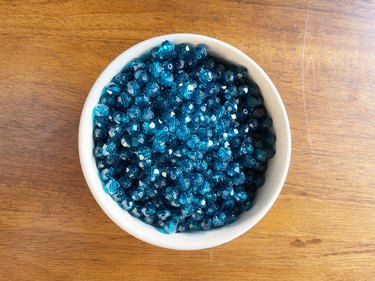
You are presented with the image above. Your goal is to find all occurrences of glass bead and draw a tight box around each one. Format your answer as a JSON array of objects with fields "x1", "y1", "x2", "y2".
[
  {"x1": 217, "y1": 147, "x2": 232, "y2": 161},
  {"x1": 144, "y1": 81, "x2": 161, "y2": 97},
  {"x1": 194, "y1": 44, "x2": 208, "y2": 60},
  {"x1": 118, "y1": 175, "x2": 132, "y2": 189},
  {"x1": 157, "y1": 208, "x2": 171, "y2": 221},
  {"x1": 222, "y1": 71, "x2": 235, "y2": 84},
  {"x1": 114, "y1": 72, "x2": 129, "y2": 86},
  {"x1": 102, "y1": 142, "x2": 117, "y2": 156},
  {"x1": 128, "y1": 58, "x2": 145, "y2": 71},
  {"x1": 199, "y1": 68, "x2": 213, "y2": 84},
  {"x1": 160, "y1": 71, "x2": 174, "y2": 86},
  {"x1": 158, "y1": 40, "x2": 175, "y2": 59},
  {"x1": 163, "y1": 220, "x2": 177, "y2": 234},
  {"x1": 235, "y1": 191, "x2": 248, "y2": 202},
  {"x1": 104, "y1": 82, "x2": 121, "y2": 95},
  {"x1": 212, "y1": 211, "x2": 227, "y2": 227},
  {"x1": 105, "y1": 179, "x2": 120, "y2": 196},
  {"x1": 221, "y1": 186, "x2": 235, "y2": 200},
  {"x1": 131, "y1": 188, "x2": 145, "y2": 201},
  {"x1": 254, "y1": 149, "x2": 267, "y2": 162},
  {"x1": 141, "y1": 202, "x2": 157, "y2": 217},
  {"x1": 177, "y1": 176, "x2": 191, "y2": 191},
  {"x1": 126, "y1": 165, "x2": 140, "y2": 179},
  {"x1": 126, "y1": 81, "x2": 140, "y2": 96},
  {"x1": 121, "y1": 197, "x2": 135, "y2": 211},
  {"x1": 94, "y1": 104, "x2": 109, "y2": 118}
]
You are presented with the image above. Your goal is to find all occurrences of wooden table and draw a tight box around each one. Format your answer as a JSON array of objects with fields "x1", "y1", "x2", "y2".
[{"x1": 1, "y1": 1, "x2": 374, "y2": 280}]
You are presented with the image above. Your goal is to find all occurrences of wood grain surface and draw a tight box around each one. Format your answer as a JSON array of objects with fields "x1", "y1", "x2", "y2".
[{"x1": 1, "y1": 1, "x2": 375, "y2": 280}]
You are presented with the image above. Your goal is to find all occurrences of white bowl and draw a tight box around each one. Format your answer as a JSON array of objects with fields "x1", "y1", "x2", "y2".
[{"x1": 79, "y1": 34, "x2": 291, "y2": 250}]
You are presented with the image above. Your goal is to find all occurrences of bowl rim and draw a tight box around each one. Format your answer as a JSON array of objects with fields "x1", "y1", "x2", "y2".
[{"x1": 79, "y1": 33, "x2": 291, "y2": 250}]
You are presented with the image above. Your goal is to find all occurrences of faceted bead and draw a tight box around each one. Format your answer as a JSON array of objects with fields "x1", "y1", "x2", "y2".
[
  {"x1": 163, "y1": 220, "x2": 177, "y2": 234},
  {"x1": 121, "y1": 197, "x2": 135, "y2": 211},
  {"x1": 164, "y1": 186, "x2": 179, "y2": 201},
  {"x1": 194, "y1": 44, "x2": 208, "y2": 60},
  {"x1": 144, "y1": 82, "x2": 161, "y2": 97},
  {"x1": 134, "y1": 70, "x2": 149, "y2": 86},
  {"x1": 225, "y1": 211, "x2": 237, "y2": 223},
  {"x1": 114, "y1": 72, "x2": 129, "y2": 86},
  {"x1": 227, "y1": 163, "x2": 241, "y2": 177},
  {"x1": 179, "y1": 192, "x2": 193, "y2": 204},
  {"x1": 235, "y1": 66, "x2": 248, "y2": 82},
  {"x1": 104, "y1": 82, "x2": 121, "y2": 95},
  {"x1": 222, "y1": 71, "x2": 235, "y2": 84},
  {"x1": 149, "y1": 61, "x2": 164, "y2": 78},
  {"x1": 152, "y1": 137, "x2": 166, "y2": 153},
  {"x1": 126, "y1": 165, "x2": 140, "y2": 179},
  {"x1": 94, "y1": 104, "x2": 109, "y2": 118},
  {"x1": 158, "y1": 40, "x2": 175, "y2": 59},
  {"x1": 102, "y1": 142, "x2": 117, "y2": 156},
  {"x1": 157, "y1": 208, "x2": 171, "y2": 221},
  {"x1": 221, "y1": 186, "x2": 235, "y2": 200},
  {"x1": 217, "y1": 147, "x2": 232, "y2": 161},
  {"x1": 178, "y1": 81, "x2": 197, "y2": 99},
  {"x1": 105, "y1": 179, "x2": 120, "y2": 196},
  {"x1": 177, "y1": 43, "x2": 192, "y2": 58},
  {"x1": 106, "y1": 154, "x2": 120, "y2": 166},
  {"x1": 254, "y1": 149, "x2": 267, "y2": 162},
  {"x1": 179, "y1": 159, "x2": 194, "y2": 173},
  {"x1": 176, "y1": 125, "x2": 190, "y2": 140},
  {"x1": 126, "y1": 81, "x2": 140, "y2": 96},
  {"x1": 198, "y1": 181, "x2": 211, "y2": 195},
  {"x1": 117, "y1": 92, "x2": 132, "y2": 109},
  {"x1": 201, "y1": 218, "x2": 213, "y2": 230},
  {"x1": 235, "y1": 191, "x2": 248, "y2": 202},
  {"x1": 141, "y1": 202, "x2": 157, "y2": 217},
  {"x1": 240, "y1": 142, "x2": 254, "y2": 155},
  {"x1": 128, "y1": 58, "x2": 145, "y2": 71},
  {"x1": 131, "y1": 188, "x2": 145, "y2": 201},
  {"x1": 177, "y1": 176, "x2": 191, "y2": 191},
  {"x1": 241, "y1": 200, "x2": 254, "y2": 211},
  {"x1": 93, "y1": 128, "x2": 107, "y2": 141},
  {"x1": 222, "y1": 199, "x2": 235, "y2": 210},
  {"x1": 205, "y1": 83, "x2": 220, "y2": 95},
  {"x1": 141, "y1": 107, "x2": 154, "y2": 121},
  {"x1": 111, "y1": 188, "x2": 126, "y2": 202},
  {"x1": 203, "y1": 58, "x2": 215, "y2": 70},
  {"x1": 100, "y1": 167, "x2": 114, "y2": 182},
  {"x1": 118, "y1": 175, "x2": 132, "y2": 189},
  {"x1": 191, "y1": 209, "x2": 204, "y2": 221},
  {"x1": 160, "y1": 71, "x2": 174, "y2": 86},
  {"x1": 186, "y1": 134, "x2": 200, "y2": 149},
  {"x1": 181, "y1": 203, "x2": 194, "y2": 217},
  {"x1": 199, "y1": 68, "x2": 213, "y2": 84},
  {"x1": 212, "y1": 211, "x2": 227, "y2": 227},
  {"x1": 224, "y1": 86, "x2": 238, "y2": 100},
  {"x1": 127, "y1": 106, "x2": 141, "y2": 120}
]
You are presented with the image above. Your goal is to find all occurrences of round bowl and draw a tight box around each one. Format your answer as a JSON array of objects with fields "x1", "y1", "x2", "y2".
[{"x1": 79, "y1": 33, "x2": 291, "y2": 250}]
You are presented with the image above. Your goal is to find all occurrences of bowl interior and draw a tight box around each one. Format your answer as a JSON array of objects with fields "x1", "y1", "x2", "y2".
[{"x1": 79, "y1": 34, "x2": 291, "y2": 250}]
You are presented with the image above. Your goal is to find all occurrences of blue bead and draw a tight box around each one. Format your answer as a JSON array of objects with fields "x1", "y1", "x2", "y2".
[
  {"x1": 240, "y1": 142, "x2": 254, "y2": 155},
  {"x1": 191, "y1": 209, "x2": 204, "y2": 221},
  {"x1": 179, "y1": 159, "x2": 194, "y2": 173},
  {"x1": 128, "y1": 58, "x2": 145, "y2": 71},
  {"x1": 131, "y1": 188, "x2": 145, "y2": 201},
  {"x1": 114, "y1": 72, "x2": 129, "y2": 86},
  {"x1": 105, "y1": 179, "x2": 120, "y2": 195},
  {"x1": 163, "y1": 220, "x2": 177, "y2": 234},
  {"x1": 121, "y1": 197, "x2": 135, "y2": 211},
  {"x1": 117, "y1": 92, "x2": 132, "y2": 108},
  {"x1": 126, "y1": 81, "x2": 140, "y2": 96},
  {"x1": 179, "y1": 192, "x2": 193, "y2": 204},
  {"x1": 94, "y1": 104, "x2": 109, "y2": 117},
  {"x1": 222, "y1": 199, "x2": 235, "y2": 210},
  {"x1": 241, "y1": 200, "x2": 254, "y2": 211},
  {"x1": 160, "y1": 71, "x2": 174, "y2": 86},
  {"x1": 199, "y1": 68, "x2": 214, "y2": 84},
  {"x1": 226, "y1": 163, "x2": 241, "y2": 177},
  {"x1": 201, "y1": 218, "x2": 213, "y2": 230},
  {"x1": 176, "y1": 125, "x2": 190, "y2": 140},
  {"x1": 221, "y1": 186, "x2": 234, "y2": 200},
  {"x1": 144, "y1": 81, "x2": 161, "y2": 97},
  {"x1": 186, "y1": 134, "x2": 200, "y2": 149},
  {"x1": 158, "y1": 40, "x2": 175, "y2": 59},
  {"x1": 212, "y1": 211, "x2": 226, "y2": 227},
  {"x1": 102, "y1": 142, "x2": 117, "y2": 156},
  {"x1": 235, "y1": 191, "x2": 248, "y2": 202},
  {"x1": 111, "y1": 188, "x2": 126, "y2": 202},
  {"x1": 178, "y1": 82, "x2": 197, "y2": 99},
  {"x1": 141, "y1": 202, "x2": 157, "y2": 217},
  {"x1": 164, "y1": 186, "x2": 179, "y2": 201},
  {"x1": 217, "y1": 147, "x2": 232, "y2": 161},
  {"x1": 168, "y1": 167, "x2": 182, "y2": 180},
  {"x1": 194, "y1": 44, "x2": 208, "y2": 60},
  {"x1": 141, "y1": 107, "x2": 154, "y2": 121},
  {"x1": 177, "y1": 176, "x2": 191, "y2": 191},
  {"x1": 181, "y1": 203, "x2": 194, "y2": 216},
  {"x1": 235, "y1": 66, "x2": 248, "y2": 82},
  {"x1": 152, "y1": 137, "x2": 166, "y2": 153},
  {"x1": 118, "y1": 175, "x2": 132, "y2": 189},
  {"x1": 222, "y1": 71, "x2": 235, "y2": 84},
  {"x1": 157, "y1": 208, "x2": 171, "y2": 220},
  {"x1": 127, "y1": 106, "x2": 141, "y2": 119},
  {"x1": 134, "y1": 69, "x2": 149, "y2": 85},
  {"x1": 93, "y1": 128, "x2": 107, "y2": 141},
  {"x1": 104, "y1": 82, "x2": 121, "y2": 95},
  {"x1": 224, "y1": 86, "x2": 238, "y2": 100},
  {"x1": 126, "y1": 165, "x2": 139, "y2": 179},
  {"x1": 198, "y1": 181, "x2": 212, "y2": 195},
  {"x1": 254, "y1": 149, "x2": 267, "y2": 162},
  {"x1": 177, "y1": 43, "x2": 192, "y2": 58},
  {"x1": 149, "y1": 61, "x2": 164, "y2": 78}
]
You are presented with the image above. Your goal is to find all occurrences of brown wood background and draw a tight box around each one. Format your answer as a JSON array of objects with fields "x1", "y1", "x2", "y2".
[{"x1": 1, "y1": 1, "x2": 375, "y2": 280}]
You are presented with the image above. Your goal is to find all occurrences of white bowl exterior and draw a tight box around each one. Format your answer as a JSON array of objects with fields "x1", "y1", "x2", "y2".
[{"x1": 79, "y1": 34, "x2": 291, "y2": 250}]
